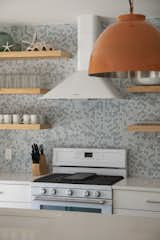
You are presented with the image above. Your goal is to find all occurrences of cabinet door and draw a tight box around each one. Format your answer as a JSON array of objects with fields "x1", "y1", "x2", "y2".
[
  {"x1": 113, "y1": 190, "x2": 160, "y2": 212},
  {"x1": 0, "y1": 183, "x2": 31, "y2": 203},
  {"x1": 114, "y1": 209, "x2": 160, "y2": 218},
  {"x1": 0, "y1": 202, "x2": 32, "y2": 209}
]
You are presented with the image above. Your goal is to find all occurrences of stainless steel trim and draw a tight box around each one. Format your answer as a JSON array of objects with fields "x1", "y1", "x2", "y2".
[
  {"x1": 146, "y1": 200, "x2": 160, "y2": 204},
  {"x1": 33, "y1": 196, "x2": 111, "y2": 205}
]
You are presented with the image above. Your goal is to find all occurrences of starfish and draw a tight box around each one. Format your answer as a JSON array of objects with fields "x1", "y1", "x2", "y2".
[
  {"x1": 22, "y1": 32, "x2": 38, "y2": 47},
  {"x1": 2, "y1": 41, "x2": 14, "y2": 51},
  {"x1": 22, "y1": 32, "x2": 49, "y2": 51}
]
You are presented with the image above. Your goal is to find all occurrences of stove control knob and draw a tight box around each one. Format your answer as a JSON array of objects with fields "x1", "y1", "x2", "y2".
[
  {"x1": 83, "y1": 190, "x2": 90, "y2": 197},
  {"x1": 41, "y1": 188, "x2": 47, "y2": 195},
  {"x1": 93, "y1": 191, "x2": 101, "y2": 198},
  {"x1": 51, "y1": 189, "x2": 56, "y2": 195},
  {"x1": 66, "y1": 189, "x2": 73, "y2": 196}
]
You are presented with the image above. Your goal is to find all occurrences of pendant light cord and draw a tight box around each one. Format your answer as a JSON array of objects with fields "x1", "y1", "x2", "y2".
[{"x1": 129, "y1": 0, "x2": 134, "y2": 13}]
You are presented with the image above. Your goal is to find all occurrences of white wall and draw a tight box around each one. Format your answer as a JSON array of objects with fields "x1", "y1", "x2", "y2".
[{"x1": 0, "y1": 0, "x2": 159, "y2": 24}]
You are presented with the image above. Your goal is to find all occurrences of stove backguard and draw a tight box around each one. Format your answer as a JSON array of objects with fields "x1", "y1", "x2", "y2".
[{"x1": 52, "y1": 148, "x2": 127, "y2": 178}]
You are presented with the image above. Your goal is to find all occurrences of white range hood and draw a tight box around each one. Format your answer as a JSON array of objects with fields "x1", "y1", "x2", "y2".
[{"x1": 43, "y1": 15, "x2": 120, "y2": 99}]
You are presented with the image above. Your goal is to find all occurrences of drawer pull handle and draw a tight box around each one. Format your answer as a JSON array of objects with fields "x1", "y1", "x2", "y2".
[
  {"x1": 0, "y1": 192, "x2": 4, "y2": 194},
  {"x1": 146, "y1": 200, "x2": 160, "y2": 204}
]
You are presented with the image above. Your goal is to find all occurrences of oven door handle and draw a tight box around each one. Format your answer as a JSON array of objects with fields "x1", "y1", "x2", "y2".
[{"x1": 33, "y1": 196, "x2": 111, "y2": 205}]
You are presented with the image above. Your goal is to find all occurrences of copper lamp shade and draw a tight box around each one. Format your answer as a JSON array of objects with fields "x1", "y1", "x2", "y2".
[{"x1": 88, "y1": 13, "x2": 160, "y2": 76}]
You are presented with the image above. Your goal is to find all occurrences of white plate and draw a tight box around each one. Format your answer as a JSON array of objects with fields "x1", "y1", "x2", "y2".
[{"x1": 135, "y1": 78, "x2": 160, "y2": 85}]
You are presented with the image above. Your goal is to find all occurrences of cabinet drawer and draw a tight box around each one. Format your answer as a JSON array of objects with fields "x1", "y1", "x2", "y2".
[
  {"x1": 114, "y1": 190, "x2": 160, "y2": 212},
  {"x1": 114, "y1": 209, "x2": 160, "y2": 218},
  {"x1": 0, "y1": 202, "x2": 32, "y2": 209},
  {"x1": 0, "y1": 184, "x2": 31, "y2": 203}
]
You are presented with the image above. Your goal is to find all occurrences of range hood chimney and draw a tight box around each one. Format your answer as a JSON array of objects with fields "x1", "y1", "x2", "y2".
[{"x1": 42, "y1": 15, "x2": 121, "y2": 99}]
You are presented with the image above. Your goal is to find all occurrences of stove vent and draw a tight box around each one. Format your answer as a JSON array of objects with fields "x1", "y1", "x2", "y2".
[{"x1": 42, "y1": 15, "x2": 121, "y2": 99}]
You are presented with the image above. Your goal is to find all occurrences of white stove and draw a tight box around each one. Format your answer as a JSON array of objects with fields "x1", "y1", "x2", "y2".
[{"x1": 32, "y1": 148, "x2": 127, "y2": 214}]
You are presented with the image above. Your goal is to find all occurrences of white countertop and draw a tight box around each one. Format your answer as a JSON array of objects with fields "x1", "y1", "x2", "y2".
[
  {"x1": 0, "y1": 172, "x2": 35, "y2": 184},
  {"x1": 0, "y1": 173, "x2": 160, "y2": 194},
  {"x1": 0, "y1": 173, "x2": 160, "y2": 191},
  {"x1": 0, "y1": 208, "x2": 159, "y2": 240},
  {"x1": 113, "y1": 177, "x2": 160, "y2": 192}
]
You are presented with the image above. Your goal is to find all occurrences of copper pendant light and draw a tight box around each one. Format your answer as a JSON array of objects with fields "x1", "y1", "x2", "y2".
[{"x1": 88, "y1": 0, "x2": 160, "y2": 77}]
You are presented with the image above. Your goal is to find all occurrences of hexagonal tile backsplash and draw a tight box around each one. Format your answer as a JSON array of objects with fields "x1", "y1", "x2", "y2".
[{"x1": 0, "y1": 19, "x2": 160, "y2": 178}]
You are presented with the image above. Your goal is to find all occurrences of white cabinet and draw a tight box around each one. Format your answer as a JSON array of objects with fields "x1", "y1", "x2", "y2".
[
  {"x1": 0, "y1": 182, "x2": 31, "y2": 209},
  {"x1": 113, "y1": 189, "x2": 160, "y2": 217}
]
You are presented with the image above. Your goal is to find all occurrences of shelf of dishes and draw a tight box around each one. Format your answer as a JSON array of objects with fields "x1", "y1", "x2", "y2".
[
  {"x1": 127, "y1": 71, "x2": 160, "y2": 93},
  {"x1": 0, "y1": 114, "x2": 50, "y2": 130},
  {"x1": 128, "y1": 71, "x2": 160, "y2": 85},
  {"x1": 0, "y1": 114, "x2": 45, "y2": 124},
  {"x1": 0, "y1": 73, "x2": 49, "y2": 89}
]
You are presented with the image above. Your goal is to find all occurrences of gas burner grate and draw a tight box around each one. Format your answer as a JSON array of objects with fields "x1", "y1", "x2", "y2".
[{"x1": 34, "y1": 173, "x2": 123, "y2": 185}]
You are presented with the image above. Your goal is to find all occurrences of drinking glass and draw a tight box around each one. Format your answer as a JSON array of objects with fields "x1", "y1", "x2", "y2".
[
  {"x1": 0, "y1": 74, "x2": 5, "y2": 88},
  {"x1": 13, "y1": 74, "x2": 20, "y2": 88},
  {"x1": 3, "y1": 114, "x2": 12, "y2": 124},
  {"x1": 5, "y1": 74, "x2": 12, "y2": 88},
  {"x1": 30, "y1": 114, "x2": 38, "y2": 124}
]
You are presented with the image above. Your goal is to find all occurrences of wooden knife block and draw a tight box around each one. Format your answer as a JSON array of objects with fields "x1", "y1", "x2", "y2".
[
  {"x1": 32, "y1": 163, "x2": 40, "y2": 176},
  {"x1": 32, "y1": 154, "x2": 48, "y2": 176},
  {"x1": 39, "y1": 154, "x2": 48, "y2": 175}
]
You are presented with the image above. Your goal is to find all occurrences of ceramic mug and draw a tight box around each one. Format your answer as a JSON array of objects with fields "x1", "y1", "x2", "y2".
[
  {"x1": 0, "y1": 114, "x2": 3, "y2": 123},
  {"x1": 22, "y1": 114, "x2": 30, "y2": 124},
  {"x1": 3, "y1": 114, "x2": 12, "y2": 124},
  {"x1": 12, "y1": 114, "x2": 20, "y2": 124},
  {"x1": 30, "y1": 114, "x2": 38, "y2": 124}
]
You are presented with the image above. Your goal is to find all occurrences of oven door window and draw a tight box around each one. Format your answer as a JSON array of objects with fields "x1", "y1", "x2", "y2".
[{"x1": 40, "y1": 205, "x2": 101, "y2": 213}]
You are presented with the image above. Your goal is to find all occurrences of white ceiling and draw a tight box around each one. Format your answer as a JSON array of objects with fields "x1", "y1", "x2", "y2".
[{"x1": 0, "y1": 0, "x2": 159, "y2": 24}]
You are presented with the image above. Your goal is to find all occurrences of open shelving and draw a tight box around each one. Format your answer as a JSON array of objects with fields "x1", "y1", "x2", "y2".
[
  {"x1": 0, "y1": 50, "x2": 71, "y2": 60},
  {"x1": 127, "y1": 85, "x2": 160, "y2": 93},
  {"x1": 0, "y1": 88, "x2": 49, "y2": 95},
  {"x1": 0, "y1": 124, "x2": 51, "y2": 130},
  {"x1": 128, "y1": 124, "x2": 160, "y2": 132},
  {"x1": 0, "y1": 50, "x2": 70, "y2": 130}
]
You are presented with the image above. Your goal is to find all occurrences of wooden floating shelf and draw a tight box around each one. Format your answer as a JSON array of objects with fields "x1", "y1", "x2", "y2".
[
  {"x1": 0, "y1": 124, "x2": 51, "y2": 130},
  {"x1": 0, "y1": 50, "x2": 71, "y2": 60},
  {"x1": 127, "y1": 85, "x2": 160, "y2": 93},
  {"x1": 128, "y1": 124, "x2": 160, "y2": 132},
  {"x1": 0, "y1": 88, "x2": 49, "y2": 95}
]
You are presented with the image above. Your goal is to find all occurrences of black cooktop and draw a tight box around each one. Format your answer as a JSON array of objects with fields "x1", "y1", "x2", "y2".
[{"x1": 34, "y1": 173, "x2": 123, "y2": 185}]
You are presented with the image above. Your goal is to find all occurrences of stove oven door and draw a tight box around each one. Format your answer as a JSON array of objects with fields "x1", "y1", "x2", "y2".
[{"x1": 32, "y1": 197, "x2": 112, "y2": 215}]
